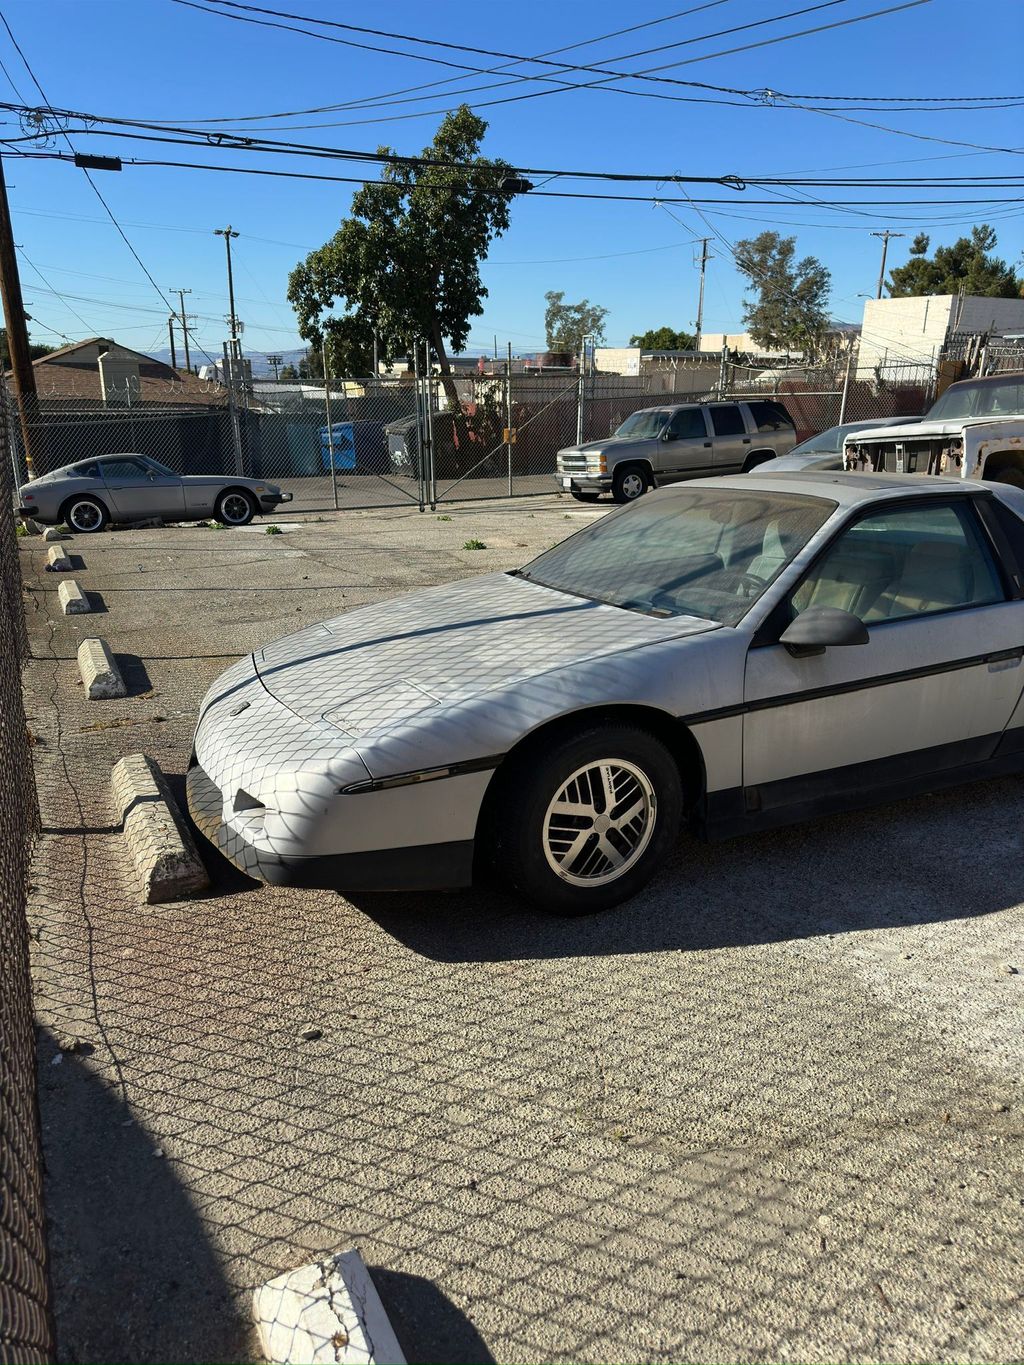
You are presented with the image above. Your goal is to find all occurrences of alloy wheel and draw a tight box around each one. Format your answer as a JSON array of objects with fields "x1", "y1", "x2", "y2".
[
  {"x1": 543, "y1": 759, "x2": 657, "y2": 887},
  {"x1": 220, "y1": 492, "x2": 252, "y2": 525},
  {"x1": 68, "y1": 500, "x2": 102, "y2": 532}
]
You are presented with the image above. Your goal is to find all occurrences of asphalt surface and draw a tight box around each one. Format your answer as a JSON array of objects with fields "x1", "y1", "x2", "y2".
[{"x1": 20, "y1": 493, "x2": 1024, "y2": 1364}]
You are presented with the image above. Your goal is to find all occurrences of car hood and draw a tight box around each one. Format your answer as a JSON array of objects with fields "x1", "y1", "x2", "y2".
[
  {"x1": 559, "y1": 437, "x2": 654, "y2": 458},
  {"x1": 760, "y1": 451, "x2": 842, "y2": 471},
  {"x1": 850, "y1": 416, "x2": 1018, "y2": 441},
  {"x1": 253, "y1": 571, "x2": 718, "y2": 737}
]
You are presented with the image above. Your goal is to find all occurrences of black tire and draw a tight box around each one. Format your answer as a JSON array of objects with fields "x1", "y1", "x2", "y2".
[
  {"x1": 60, "y1": 494, "x2": 108, "y2": 534},
  {"x1": 611, "y1": 464, "x2": 650, "y2": 504},
  {"x1": 215, "y1": 488, "x2": 256, "y2": 526},
  {"x1": 570, "y1": 488, "x2": 601, "y2": 503},
  {"x1": 990, "y1": 467, "x2": 1024, "y2": 490},
  {"x1": 490, "y1": 723, "x2": 684, "y2": 915}
]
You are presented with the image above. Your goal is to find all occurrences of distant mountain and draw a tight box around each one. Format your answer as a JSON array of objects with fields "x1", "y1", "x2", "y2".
[{"x1": 145, "y1": 346, "x2": 308, "y2": 376}]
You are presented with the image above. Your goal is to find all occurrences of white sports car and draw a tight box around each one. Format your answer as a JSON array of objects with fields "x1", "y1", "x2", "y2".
[{"x1": 189, "y1": 473, "x2": 1024, "y2": 914}]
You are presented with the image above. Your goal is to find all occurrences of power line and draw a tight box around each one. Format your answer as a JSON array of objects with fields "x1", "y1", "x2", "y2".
[
  {"x1": 16, "y1": 246, "x2": 96, "y2": 332},
  {"x1": 0, "y1": 8, "x2": 220, "y2": 366}
]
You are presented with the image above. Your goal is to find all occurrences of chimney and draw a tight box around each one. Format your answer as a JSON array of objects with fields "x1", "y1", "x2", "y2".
[{"x1": 98, "y1": 346, "x2": 141, "y2": 406}]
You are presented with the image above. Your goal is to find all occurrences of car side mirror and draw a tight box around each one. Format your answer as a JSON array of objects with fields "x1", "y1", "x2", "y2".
[
  {"x1": 779, "y1": 605, "x2": 869, "y2": 657},
  {"x1": 661, "y1": 430, "x2": 676, "y2": 442}
]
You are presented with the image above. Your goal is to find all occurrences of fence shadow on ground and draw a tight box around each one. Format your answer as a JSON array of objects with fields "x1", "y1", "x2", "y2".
[{"x1": 36, "y1": 1026, "x2": 250, "y2": 1364}]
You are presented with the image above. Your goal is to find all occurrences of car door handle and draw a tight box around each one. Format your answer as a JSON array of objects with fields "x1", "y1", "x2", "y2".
[
  {"x1": 703, "y1": 441, "x2": 712, "y2": 448},
  {"x1": 742, "y1": 437, "x2": 751, "y2": 444}
]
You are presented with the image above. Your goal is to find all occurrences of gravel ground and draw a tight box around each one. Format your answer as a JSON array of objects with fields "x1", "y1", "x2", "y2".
[{"x1": 20, "y1": 494, "x2": 1024, "y2": 1365}]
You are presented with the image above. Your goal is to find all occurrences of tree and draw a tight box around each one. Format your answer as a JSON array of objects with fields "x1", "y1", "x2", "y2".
[
  {"x1": 288, "y1": 105, "x2": 513, "y2": 411},
  {"x1": 278, "y1": 363, "x2": 298, "y2": 380},
  {"x1": 629, "y1": 325, "x2": 695, "y2": 351},
  {"x1": 887, "y1": 224, "x2": 1021, "y2": 299},
  {"x1": 0, "y1": 330, "x2": 54, "y2": 367},
  {"x1": 733, "y1": 231, "x2": 831, "y2": 354},
  {"x1": 544, "y1": 292, "x2": 609, "y2": 350}
]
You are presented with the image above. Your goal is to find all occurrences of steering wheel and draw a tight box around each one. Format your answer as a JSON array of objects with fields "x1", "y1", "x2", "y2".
[{"x1": 722, "y1": 569, "x2": 769, "y2": 599}]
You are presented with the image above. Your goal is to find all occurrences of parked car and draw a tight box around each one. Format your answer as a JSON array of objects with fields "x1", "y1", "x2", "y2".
[
  {"x1": 554, "y1": 399, "x2": 796, "y2": 503},
  {"x1": 759, "y1": 417, "x2": 919, "y2": 473},
  {"x1": 844, "y1": 372, "x2": 1024, "y2": 485},
  {"x1": 17, "y1": 454, "x2": 292, "y2": 531},
  {"x1": 189, "y1": 472, "x2": 1024, "y2": 915}
]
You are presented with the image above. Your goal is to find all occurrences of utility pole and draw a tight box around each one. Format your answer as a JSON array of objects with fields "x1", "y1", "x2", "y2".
[
  {"x1": 266, "y1": 353, "x2": 282, "y2": 381},
  {"x1": 214, "y1": 226, "x2": 240, "y2": 358},
  {"x1": 871, "y1": 230, "x2": 904, "y2": 300},
  {"x1": 167, "y1": 315, "x2": 177, "y2": 370},
  {"x1": 0, "y1": 153, "x2": 40, "y2": 475},
  {"x1": 694, "y1": 238, "x2": 712, "y2": 353},
  {"x1": 170, "y1": 287, "x2": 192, "y2": 371}
]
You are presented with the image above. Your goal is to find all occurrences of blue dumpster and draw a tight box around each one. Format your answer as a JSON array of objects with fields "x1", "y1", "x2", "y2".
[{"x1": 320, "y1": 421, "x2": 356, "y2": 472}]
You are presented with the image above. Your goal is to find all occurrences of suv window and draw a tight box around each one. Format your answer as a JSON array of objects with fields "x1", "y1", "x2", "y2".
[
  {"x1": 710, "y1": 405, "x2": 746, "y2": 437},
  {"x1": 747, "y1": 401, "x2": 794, "y2": 433},
  {"x1": 101, "y1": 459, "x2": 149, "y2": 482},
  {"x1": 667, "y1": 408, "x2": 706, "y2": 439},
  {"x1": 791, "y1": 501, "x2": 1004, "y2": 625}
]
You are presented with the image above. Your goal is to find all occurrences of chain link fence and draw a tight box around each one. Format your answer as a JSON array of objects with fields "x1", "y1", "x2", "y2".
[
  {"x1": 10, "y1": 353, "x2": 940, "y2": 511},
  {"x1": 0, "y1": 379, "x2": 50, "y2": 1364}
]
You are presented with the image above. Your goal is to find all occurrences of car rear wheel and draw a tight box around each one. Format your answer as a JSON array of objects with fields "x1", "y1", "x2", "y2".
[
  {"x1": 492, "y1": 724, "x2": 683, "y2": 915},
  {"x1": 612, "y1": 465, "x2": 650, "y2": 504},
  {"x1": 215, "y1": 489, "x2": 256, "y2": 526},
  {"x1": 60, "y1": 495, "x2": 108, "y2": 534}
]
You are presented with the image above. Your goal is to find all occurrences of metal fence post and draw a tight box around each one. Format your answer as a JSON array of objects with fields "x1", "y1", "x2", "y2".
[
  {"x1": 838, "y1": 341, "x2": 854, "y2": 425},
  {"x1": 506, "y1": 342, "x2": 513, "y2": 497},
  {"x1": 322, "y1": 345, "x2": 339, "y2": 512},
  {"x1": 576, "y1": 336, "x2": 588, "y2": 445},
  {"x1": 413, "y1": 342, "x2": 425, "y2": 512},
  {"x1": 426, "y1": 356, "x2": 437, "y2": 511}
]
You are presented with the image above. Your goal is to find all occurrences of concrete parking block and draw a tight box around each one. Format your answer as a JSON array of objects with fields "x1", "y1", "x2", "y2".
[
  {"x1": 46, "y1": 544, "x2": 72, "y2": 570},
  {"x1": 57, "y1": 580, "x2": 91, "y2": 615},
  {"x1": 42, "y1": 525, "x2": 68, "y2": 541},
  {"x1": 111, "y1": 753, "x2": 210, "y2": 904},
  {"x1": 77, "y1": 638, "x2": 126, "y2": 699},
  {"x1": 253, "y1": 1250, "x2": 406, "y2": 1365}
]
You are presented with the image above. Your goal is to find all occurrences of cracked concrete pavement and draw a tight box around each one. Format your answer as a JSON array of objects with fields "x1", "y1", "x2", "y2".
[{"x1": 19, "y1": 494, "x2": 1024, "y2": 1363}]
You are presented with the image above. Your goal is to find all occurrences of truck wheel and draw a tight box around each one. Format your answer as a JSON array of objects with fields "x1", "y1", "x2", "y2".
[
  {"x1": 612, "y1": 466, "x2": 649, "y2": 503},
  {"x1": 570, "y1": 489, "x2": 601, "y2": 503}
]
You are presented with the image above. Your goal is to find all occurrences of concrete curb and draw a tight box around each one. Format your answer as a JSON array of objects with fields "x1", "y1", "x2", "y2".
[
  {"x1": 111, "y1": 753, "x2": 210, "y2": 905},
  {"x1": 46, "y1": 544, "x2": 72, "y2": 571},
  {"x1": 57, "y1": 580, "x2": 91, "y2": 614},
  {"x1": 42, "y1": 525, "x2": 68, "y2": 542},
  {"x1": 253, "y1": 1250, "x2": 406, "y2": 1365},
  {"x1": 77, "y1": 638, "x2": 126, "y2": 699}
]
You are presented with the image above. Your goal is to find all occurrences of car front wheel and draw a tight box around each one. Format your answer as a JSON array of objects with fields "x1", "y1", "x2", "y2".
[
  {"x1": 612, "y1": 465, "x2": 649, "y2": 503},
  {"x1": 61, "y1": 495, "x2": 108, "y2": 534},
  {"x1": 215, "y1": 489, "x2": 256, "y2": 526},
  {"x1": 493, "y1": 724, "x2": 683, "y2": 915},
  {"x1": 570, "y1": 488, "x2": 601, "y2": 503}
]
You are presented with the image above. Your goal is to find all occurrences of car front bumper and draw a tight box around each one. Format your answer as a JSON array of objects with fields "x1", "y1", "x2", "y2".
[
  {"x1": 259, "y1": 491, "x2": 293, "y2": 508},
  {"x1": 554, "y1": 473, "x2": 610, "y2": 493},
  {"x1": 186, "y1": 760, "x2": 475, "y2": 890}
]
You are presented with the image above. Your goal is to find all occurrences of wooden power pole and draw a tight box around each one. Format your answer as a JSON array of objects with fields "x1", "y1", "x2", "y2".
[{"x1": 0, "y1": 154, "x2": 40, "y2": 475}]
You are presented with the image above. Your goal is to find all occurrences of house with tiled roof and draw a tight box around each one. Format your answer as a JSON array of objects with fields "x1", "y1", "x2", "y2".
[{"x1": 15, "y1": 338, "x2": 230, "y2": 407}]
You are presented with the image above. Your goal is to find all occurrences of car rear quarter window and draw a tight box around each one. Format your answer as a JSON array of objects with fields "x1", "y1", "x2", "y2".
[
  {"x1": 747, "y1": 401, "x2": 795, "y2": 433},
  {"x1": 710, "y1": 405, "x2": 746, "y2": 437}
]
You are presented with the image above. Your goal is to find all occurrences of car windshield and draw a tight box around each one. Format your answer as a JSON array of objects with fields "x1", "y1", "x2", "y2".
[
  {"x1": 927, "y1": 377, "x2": 1024, "y2": 421},
  {"x1": 613, "y1": 409, "x2": 671, "y2": 440},
  {"x1": 519, "y1": 487, "x2": 836, "y2": 625},
  {"x1": 789, "y1": 422, "x2": 866, "y2": 456}
]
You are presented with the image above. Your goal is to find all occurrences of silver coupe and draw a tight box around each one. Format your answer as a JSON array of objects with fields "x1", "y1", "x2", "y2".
[
  {"x1": 18, "y1": 453, "x2": 291, "y2": 531},
  {"x1": 189, "y1": 472, "x2": 1024, "y2": 914}
]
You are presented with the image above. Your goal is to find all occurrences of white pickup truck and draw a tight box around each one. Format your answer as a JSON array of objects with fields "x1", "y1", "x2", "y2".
[{"x1": 843, "y1": 371, "x2": 1024, "y2": 487}]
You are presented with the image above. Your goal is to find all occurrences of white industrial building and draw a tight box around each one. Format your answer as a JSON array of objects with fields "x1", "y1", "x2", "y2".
[{"x1": 858, "y1": 295, "x2": 1024, "y2": 378}]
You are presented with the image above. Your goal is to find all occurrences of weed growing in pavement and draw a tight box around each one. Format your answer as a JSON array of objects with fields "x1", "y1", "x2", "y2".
[
  {"x1": 463, "y1": 539, "x2": 487, "y2": 550},
  {"x1": 15, "y1": 522, "x2": 27, "y2": 536},
  {"x1": 265, "y1": 525, "x2": 282, "y2": 535},
  {"x1": 210, "y1": 521, "x2": 226, "y2": 531},
  {"x1": 437, "y1": 515, "x2": 452, "y2": 522}
]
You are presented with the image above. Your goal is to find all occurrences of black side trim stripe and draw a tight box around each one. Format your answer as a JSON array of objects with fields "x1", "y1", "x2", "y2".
[
  {"x1": 681, "y1": 645, "x2": 1024, "y2": 727},
  {"x1": 340, "y1": 753, "x2": 505, "y2": 795}
]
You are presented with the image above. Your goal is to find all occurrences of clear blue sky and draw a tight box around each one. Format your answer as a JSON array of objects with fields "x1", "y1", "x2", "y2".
[{"x1": 3, "y1": 0, "x2": 1023, "y2": 365}]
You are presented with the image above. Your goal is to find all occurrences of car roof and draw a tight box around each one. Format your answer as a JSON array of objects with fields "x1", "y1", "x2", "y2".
[
  {"x1": 944, "y1": 370, "x2": 1024, "y2": 389},
  {"x1": 661, "y1": 470, "x2": 995, "y2": 508}
]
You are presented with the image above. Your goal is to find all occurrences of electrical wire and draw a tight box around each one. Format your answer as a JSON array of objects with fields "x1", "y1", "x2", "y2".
[
  {"x1": 0, "y1": 8, "x2": 220, "y2": 366},
  {"x1": 16, "y1": 247, "x2": 96, "y2": 332}
]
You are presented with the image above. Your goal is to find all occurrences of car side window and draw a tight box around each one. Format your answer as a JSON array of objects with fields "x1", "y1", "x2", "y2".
[
  {"x1": 747, "y1": 401, "x2": 794, "y2": 433},
  {"x1": 710, "y1": 405, "x2": 746, "y2": 437},
  {"x1": 667, "y1": 408, "x2": 706, "y2": 439},
  {"x1": 75, "y1": 463, "x2": 100, "y2": 478},
  {"x1": 790, "y1": 501, "x2": 1006, "y2": 625},
  {"x1": 101, "y1": 459, "x2": 149, "y2": 482}
]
